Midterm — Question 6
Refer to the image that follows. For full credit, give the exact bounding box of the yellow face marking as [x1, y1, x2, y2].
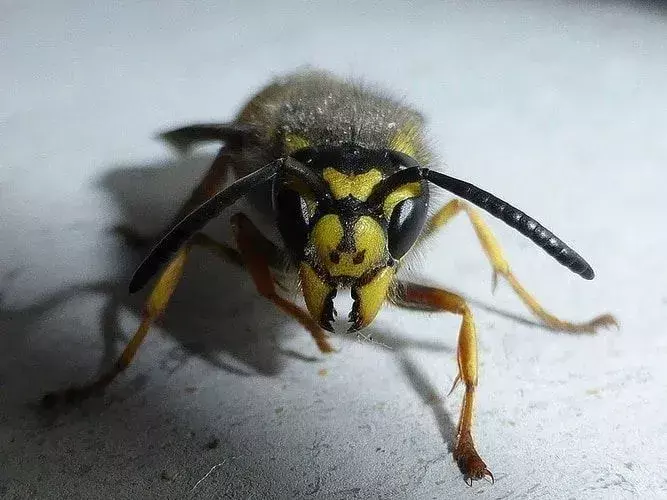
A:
[311, 214, 344, 265]
[322, 168, 383, 201]
[353, 266, 395, 329]
[284, 133, 310, 154]
[383, 182, 422, 219]
[310, 214, 387, 278]
[299, 262, 334, 323]
[352, 216, 386, 270]
[389, 121, 420, 158]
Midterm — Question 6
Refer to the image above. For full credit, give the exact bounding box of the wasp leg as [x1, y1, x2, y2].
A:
[231, 212, 335, 354]
[41, 232, 250, 407]
[420, 199, 617, 333]
[42, 243, 194, 407]
[392, 281, 492, 485]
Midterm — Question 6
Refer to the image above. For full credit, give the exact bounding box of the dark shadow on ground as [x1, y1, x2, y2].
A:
[0, 146, 559, 494]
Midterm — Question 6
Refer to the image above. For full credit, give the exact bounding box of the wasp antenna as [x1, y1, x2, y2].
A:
[129, 157, 332, 293]
[129, 160, 281, 292]
[425, 169, 595, 280]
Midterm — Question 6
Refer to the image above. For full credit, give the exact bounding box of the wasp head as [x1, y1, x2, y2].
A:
[274, 143, 429, 332]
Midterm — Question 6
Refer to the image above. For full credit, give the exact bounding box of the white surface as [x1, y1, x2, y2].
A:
[2, 1, 667, 498]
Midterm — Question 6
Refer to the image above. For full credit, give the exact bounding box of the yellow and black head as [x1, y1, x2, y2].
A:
[274, 143, 429, 332]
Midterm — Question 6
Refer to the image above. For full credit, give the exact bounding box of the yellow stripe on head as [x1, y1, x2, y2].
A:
[311, 213, 344, 262]
[322, 168, 383, 201]
[352, 216, 386, 270]
[382, 182, 422, 219]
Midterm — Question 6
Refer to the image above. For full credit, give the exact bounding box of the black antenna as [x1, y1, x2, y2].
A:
[129, 157, 330, 292]
[386, 150, 595, 280]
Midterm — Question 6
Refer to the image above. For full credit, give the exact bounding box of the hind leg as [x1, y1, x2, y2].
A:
[420, 199, 617, 333]
[42, 243, 193, 407]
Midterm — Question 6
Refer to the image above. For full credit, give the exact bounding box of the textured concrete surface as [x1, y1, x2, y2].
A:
[2, 1, 667, 498]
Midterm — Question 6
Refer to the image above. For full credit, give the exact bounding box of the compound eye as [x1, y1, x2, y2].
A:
[387, 194, 428, 259]
[275, 187, 315, 260]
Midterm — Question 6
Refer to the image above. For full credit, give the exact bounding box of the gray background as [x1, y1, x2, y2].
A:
[2, 1, 666, 498]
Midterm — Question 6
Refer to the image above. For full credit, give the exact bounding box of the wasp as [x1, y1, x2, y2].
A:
[44, 70, 617, 483]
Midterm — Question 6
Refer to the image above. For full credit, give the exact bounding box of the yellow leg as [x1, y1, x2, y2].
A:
[42, 244, 192, 407]
[421, 199, 617, 333]
[392, 281, 492, 484]
[42, 231, 266, 408]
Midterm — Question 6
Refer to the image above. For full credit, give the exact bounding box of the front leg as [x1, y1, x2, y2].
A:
[392, 280, 493, 485]
[231, 212, 334, 354]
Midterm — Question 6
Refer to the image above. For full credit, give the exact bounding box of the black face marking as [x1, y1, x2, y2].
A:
[329, 250, 341, 264]
[353, 250, 366, 265]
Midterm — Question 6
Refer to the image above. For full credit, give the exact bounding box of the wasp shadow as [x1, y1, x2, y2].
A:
[2, 150, 461, 393]
[0, 148, 548, 493]
[2, 152, 320, 389]
[97, 152, 294, 378]
[0, 148, 553, 452]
